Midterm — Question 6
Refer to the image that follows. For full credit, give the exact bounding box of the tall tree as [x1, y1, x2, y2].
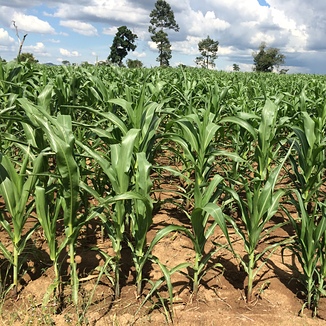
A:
[108, 26, 138, 66]
[253, 42, 285, 72]
[149, 0, 179, 67]
[195, 36, 219, 69]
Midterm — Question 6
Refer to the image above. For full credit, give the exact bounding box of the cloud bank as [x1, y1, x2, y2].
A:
[0, 0, 324, 73]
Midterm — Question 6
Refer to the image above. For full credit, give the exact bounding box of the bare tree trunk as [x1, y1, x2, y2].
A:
[160, 41, 163, 66]
[12, 21, 28, 62]
[17, 34, 27, 61]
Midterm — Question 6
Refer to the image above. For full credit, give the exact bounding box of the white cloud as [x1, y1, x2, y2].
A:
[54, 1, 149, 25]
[218, 46, 235, 56]
[172, 36, 202, 55]
[59, 20, 98, 36]
[131, 51, 146, 58]
[25, 42, 50, 56]
[102, 26, 118, 36]
[250, 32, 275, 46]
[59, 48, 80, 57]
[147, 41, 157, 51]
[48, 38, 60, 43]
[12, 12, 55, 34]
[186, 10, 230, 37]
[0, 28, 15, 45]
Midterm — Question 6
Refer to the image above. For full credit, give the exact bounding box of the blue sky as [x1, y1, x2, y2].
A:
[0, 0, 326, 73]
[258, 0, 270, 7]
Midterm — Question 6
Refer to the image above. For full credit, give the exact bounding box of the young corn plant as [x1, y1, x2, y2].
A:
[78, 128, 140, 298]
[34, 184, 64, 305]
[0, 149, 43, 297]
[127, 152, 153, 296]
[70, 84, 167, 165]
[163, 108, 235, 296]
[283, 108, 326, 315]
[18, 97, 89, 307]
[317, 202, 326, 312]
[287, 111, 326, 208]
[106, 84, 168, 161]
[218, 99, 291, 303]
[284, 190, 326, 316]
[79, 128, 183, 299]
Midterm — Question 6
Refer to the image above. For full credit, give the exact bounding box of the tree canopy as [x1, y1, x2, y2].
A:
[195, 36, 219, 69]
[19, 52, 38, 64]
[253, 42, 285, 72]
[149, 0, 179, 67]
[233, 63, 240, 71]
[108, 26, 138, 66]
[126, 59, 143, 68]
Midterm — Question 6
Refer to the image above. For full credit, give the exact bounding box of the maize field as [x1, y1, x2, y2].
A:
[0, 60, 326, 325]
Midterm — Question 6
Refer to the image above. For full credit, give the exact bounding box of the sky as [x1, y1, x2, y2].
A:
[0, 0, 325, 74]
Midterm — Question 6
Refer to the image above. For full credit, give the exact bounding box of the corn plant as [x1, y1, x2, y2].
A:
[18, 97, 90, 307]
[284, 191, 326, 316]
[287, 111, 326, 208]
[317, 202, 326, 311]
[162, 108, 235, 295]
[127, 152, 153, 295]
[78, 128, 140, 298]
[34, 184, 63, 304]
[283, 103, 326, 315]
[217, 99, 291, 303]
[79, 127, 182, 298]
[0, 150, 43, 297]
[106, 85, 167, 161]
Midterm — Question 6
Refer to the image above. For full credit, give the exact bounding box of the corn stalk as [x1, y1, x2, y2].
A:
[0, 150, 43, 296]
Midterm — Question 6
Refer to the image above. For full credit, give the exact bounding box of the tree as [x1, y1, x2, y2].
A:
[126, 59, 143, 68]
[62, 60, 70, 66]
[195, 36, 219, 69]
[150, 29, 172, 67]
[149, 0, 179, 67]
[253, 42, 285, 72]
[233, 63, 240, 71]
[19, 52, 38, 64]
[108, 26, 138, 66]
